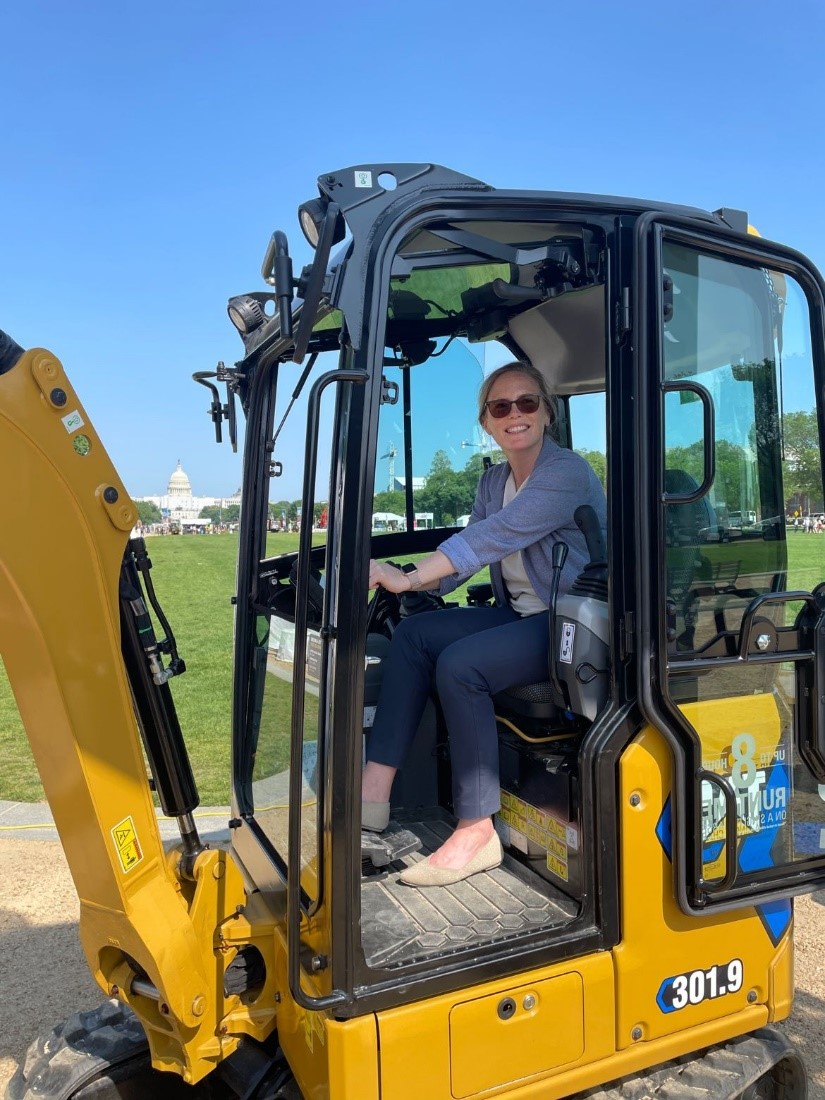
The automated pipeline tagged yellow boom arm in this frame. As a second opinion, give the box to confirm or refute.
[0,341,275,1083]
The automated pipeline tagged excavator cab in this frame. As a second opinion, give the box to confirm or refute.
[217,167,825,1093]
[4,164,825,1098]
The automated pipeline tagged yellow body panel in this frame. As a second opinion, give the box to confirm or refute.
[372,956,768,1099]
[268,930,380,1100]
[615,710,792,1047]
[449,972,585,1096]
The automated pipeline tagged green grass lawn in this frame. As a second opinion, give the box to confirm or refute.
[1,530,822,805]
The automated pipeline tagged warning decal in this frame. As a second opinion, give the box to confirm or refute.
[498,790,570,881]
[111,815,144,874]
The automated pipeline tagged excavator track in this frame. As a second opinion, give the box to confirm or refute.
[582,1028,806,1100]
[6,999,221,1099]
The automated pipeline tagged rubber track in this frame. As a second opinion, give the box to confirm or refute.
[580,1027,806,1100]
[6,999,150,1100]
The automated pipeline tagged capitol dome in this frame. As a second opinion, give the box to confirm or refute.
[167,461,192,497]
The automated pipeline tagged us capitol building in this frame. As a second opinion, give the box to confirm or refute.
[134,461,242,529]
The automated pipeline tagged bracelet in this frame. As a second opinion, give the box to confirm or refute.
[405,567,422,591]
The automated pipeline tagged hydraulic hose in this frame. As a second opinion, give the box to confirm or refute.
[0,329,24,374]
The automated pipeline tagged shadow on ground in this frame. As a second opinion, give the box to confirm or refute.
[0,908,101,1089]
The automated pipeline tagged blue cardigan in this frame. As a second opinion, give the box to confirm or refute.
[437,438,606,607]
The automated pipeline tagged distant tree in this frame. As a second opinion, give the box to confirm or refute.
[576,449,606,488]
[372,490,407,516]
[199,504,240,524]
[429,450,453,476]
[416,450,477,526]
[269,500,298,523]
[782,410,821,508]
[136,501,162,525]
[664,439,755,515]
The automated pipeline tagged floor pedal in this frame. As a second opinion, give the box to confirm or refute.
[361,823,422,869]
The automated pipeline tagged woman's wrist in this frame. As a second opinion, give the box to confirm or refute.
[405,567,422,591]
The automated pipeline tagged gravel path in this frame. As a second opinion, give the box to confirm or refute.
[1,838,823,1098]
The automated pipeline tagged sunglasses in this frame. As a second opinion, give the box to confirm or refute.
[484,393,542,419]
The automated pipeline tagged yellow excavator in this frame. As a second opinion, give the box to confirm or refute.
[3,162,825,1099]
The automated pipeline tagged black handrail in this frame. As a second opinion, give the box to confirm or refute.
[661,380,715,503]
[695,768,739,893]
[287,368,366,1012]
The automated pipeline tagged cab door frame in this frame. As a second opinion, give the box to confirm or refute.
[634,211,825,914]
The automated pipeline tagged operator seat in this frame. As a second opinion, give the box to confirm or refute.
[494,502,611,734]
[495,679,560,724]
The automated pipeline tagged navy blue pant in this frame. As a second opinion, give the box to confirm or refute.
[366,606,550,819]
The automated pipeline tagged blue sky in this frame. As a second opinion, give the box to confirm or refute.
[3,0,824,498]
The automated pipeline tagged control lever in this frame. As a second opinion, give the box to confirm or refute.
[574,504,607,564]
[548,541,569,703]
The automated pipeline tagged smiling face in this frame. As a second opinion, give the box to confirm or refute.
[482,370,551,463]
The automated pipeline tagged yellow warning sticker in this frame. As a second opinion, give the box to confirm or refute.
[547,852,569,881]
[111,815,144,874]
[547,835,567,861]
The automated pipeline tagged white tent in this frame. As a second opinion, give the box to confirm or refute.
[372,512,405,530]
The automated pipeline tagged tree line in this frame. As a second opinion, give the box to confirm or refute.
[665,409,821,515]
[381,446,607,528]
[135,410,819,531]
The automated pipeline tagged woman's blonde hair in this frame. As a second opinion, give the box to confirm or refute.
[477,361,556,435]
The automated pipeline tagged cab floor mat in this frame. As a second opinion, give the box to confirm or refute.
[361,810,578,968]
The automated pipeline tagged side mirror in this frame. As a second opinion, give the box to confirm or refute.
[192,364,238,452]
[291,202,343,364]
[261,231,295,339]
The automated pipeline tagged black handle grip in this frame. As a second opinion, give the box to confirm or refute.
[574,505,606,564]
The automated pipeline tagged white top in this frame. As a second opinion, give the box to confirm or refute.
[500,473,548,616]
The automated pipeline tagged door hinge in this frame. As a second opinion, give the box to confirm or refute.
[381,377,400,405]
[616,287,631,341]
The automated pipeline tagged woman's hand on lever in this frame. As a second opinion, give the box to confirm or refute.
[368,560,412,593]
[369,550,454,593]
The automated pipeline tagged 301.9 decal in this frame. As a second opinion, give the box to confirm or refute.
[656,959,743,1012]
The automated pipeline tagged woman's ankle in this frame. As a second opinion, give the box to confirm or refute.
[361,761,397,803]
[429,818,496,868]
[454,817,495,839]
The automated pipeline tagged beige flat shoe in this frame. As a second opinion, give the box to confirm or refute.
[399,832,502,887]
[362,800,390,832]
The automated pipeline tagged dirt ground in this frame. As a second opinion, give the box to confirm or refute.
[1,838,824,1098]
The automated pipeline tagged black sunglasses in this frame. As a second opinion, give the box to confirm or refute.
[484,393,542,419]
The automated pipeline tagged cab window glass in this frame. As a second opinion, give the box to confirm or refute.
[374,339,492,535]
[568,393,606,488]
[662,245,799,669]
[249,354,338,902]
[661,240,825,883]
